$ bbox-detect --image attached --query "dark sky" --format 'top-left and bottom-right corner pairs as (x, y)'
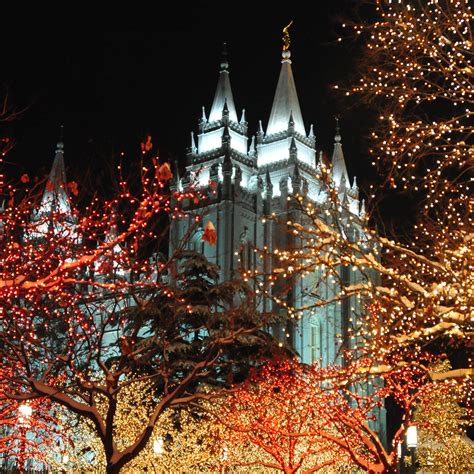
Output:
(2, 1), (369, 184)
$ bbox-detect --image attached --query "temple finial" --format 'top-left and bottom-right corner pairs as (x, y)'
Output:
(57, 125), (65, 152)
(190, 131), (197, 153)
(220, 42), (229, 72)
(335, 116), (341, 143)
(282, 21), (293, 52)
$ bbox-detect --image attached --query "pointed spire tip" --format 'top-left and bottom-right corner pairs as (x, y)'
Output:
(220, 41), (229, 72)
(335, 116), (341, 143)
(56, 125), (65, 153)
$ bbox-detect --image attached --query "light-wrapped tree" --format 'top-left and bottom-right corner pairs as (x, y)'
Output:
(213, 358), (431, 473)
(0, 394), (70, 472)
(339, 0), (473, 355)
(61, 379), (219, 473)
(254, 0), (472, 374)
(0, 141), (278, 473)
(413, 360), (474, 473)
(249, 1), (473, 467)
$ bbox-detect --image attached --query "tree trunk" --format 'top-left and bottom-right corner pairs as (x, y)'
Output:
(106, 463), (121, 474)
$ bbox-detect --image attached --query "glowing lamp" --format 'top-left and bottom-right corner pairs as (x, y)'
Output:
(18, 404), (33, 418)
(406, 424), (418, 448)
(153, 437), (164, 455)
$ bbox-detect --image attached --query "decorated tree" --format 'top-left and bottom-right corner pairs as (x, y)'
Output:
(59, 379), (219, 473)
(212, 358), (433, 473)
(0, 396), (70, 472)
(245, 3), (473, 469)
(339, 0), (472, 356)
(413, 360), (474, 473)
(212, 359), (345, 473)
(345, 0), (472, 207)
(257, 180), (471, 369)
(0, 140), (278, 472)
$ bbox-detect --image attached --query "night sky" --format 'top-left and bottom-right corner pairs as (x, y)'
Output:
(2, 1), (371, 186)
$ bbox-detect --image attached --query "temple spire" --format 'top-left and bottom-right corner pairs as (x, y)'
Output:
(190, 131), (197, 154)
(331, 117), (350, 187)
(170, 159), (181, 192)
(266, 24), (305, 136)
(291, 158), (302, 194)
(41, 137), (70, 213)
(222, 98), (229, 119)
(288, 111), (295, 132)
(249, 135), (256, 156)
(209, 42), (238, 122)
(30, 132), (76, 240)
(222, 123), (231, 147)
(289, 135), (297, 155)
(360, 199), (367, 219)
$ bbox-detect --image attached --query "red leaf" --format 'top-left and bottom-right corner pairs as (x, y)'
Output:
(157, 162), (173, 182)
(202, 220), (217, 246)
(68, 181), (79, 196)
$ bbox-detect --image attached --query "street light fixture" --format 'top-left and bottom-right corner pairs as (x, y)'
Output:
(18, 404), (33, 422)
(406, 424), (418, 449)
(405, 424), (418, 474)
(17, 404), (33, 473)
(153, 437), (164, 455)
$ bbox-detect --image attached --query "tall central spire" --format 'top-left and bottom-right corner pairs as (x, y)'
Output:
(38, 139), (71, 217)
(29, 133), (78, 241)
(209, 43), (238, 122)
(266, 24), (305, 136)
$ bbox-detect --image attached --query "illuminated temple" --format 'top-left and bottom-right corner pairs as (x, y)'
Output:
(36, 36), (385, 441)
(170, 42), (367, 367)
(169, 37), (386, 440)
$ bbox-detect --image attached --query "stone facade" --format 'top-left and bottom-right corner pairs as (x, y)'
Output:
(170, 45), (367, 367)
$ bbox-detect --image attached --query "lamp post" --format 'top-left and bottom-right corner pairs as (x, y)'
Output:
(17, 404), (33, 473)
(151, 436), (164, 473)
(398, 424), (418, 474)
(406, 424), (418, 474)
(153, 437), (164, 455)
(397, 441), (402, 473)
(61, 452), (70, 473)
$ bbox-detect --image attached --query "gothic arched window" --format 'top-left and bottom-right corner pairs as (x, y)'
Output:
(191, 226), (205, 254)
